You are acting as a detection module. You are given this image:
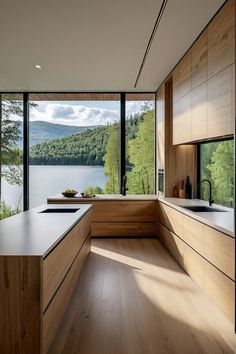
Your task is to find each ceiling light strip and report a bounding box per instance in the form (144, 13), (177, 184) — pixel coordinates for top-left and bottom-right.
(134, 0), (168, 88)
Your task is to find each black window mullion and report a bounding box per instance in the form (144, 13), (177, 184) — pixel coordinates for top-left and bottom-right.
(23, 93), (29, 210)
(120, 93), (126, 195)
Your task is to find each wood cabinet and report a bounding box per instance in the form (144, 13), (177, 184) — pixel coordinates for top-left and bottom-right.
(158, 201), (235, 322)
(48, 199), (157, 237)
(0, 210), (92, 354)
(191, 81), (208, 141)
(208, 0), (235, 79)
(179, 52), (191, 98)
(191, 30), (208, 89)
(207, 65), (233, 138)
(172, 0), (235, 144)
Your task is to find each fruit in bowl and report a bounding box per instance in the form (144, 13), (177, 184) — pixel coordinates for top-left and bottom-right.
(62, 189), (78, 198)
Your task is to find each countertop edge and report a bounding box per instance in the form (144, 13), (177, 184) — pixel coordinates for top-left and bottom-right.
(158, 198), (234, 238)
(42, 205), (92, 258)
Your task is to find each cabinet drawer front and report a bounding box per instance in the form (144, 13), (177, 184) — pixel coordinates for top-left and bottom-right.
(92, 222), (156, 237)
(90, 202), (107, 222)
(183, 215), (204, 255)
(106, 201), (156, 222)
(43, 237), (90, 353)
(183, 242), (205, 290)
(43, 210), (91, 310)
(204, 226), (235, 280)
(159, 203), (183, 238)
(159, 223), (184, 267)
(204, 260), (234, 322)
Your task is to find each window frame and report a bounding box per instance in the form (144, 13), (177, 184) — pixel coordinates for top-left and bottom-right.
(0, 91), (156, 209)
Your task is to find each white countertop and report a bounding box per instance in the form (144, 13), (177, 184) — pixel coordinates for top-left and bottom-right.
(0, 204), (92, 256)
(159, 197), (234, 237)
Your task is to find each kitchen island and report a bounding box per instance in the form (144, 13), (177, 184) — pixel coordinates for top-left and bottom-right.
(0, 203), (92, 354)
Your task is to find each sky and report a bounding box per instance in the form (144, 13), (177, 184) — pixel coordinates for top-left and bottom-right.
(29, 100), (154, 126)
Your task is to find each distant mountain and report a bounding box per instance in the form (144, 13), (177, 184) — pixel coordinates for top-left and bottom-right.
(19, 121), (99, 146)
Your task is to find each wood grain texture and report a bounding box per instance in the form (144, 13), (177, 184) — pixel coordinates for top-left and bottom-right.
(191, 29), (208, 89)
(0, 256), (42, 354)
(208, 0), (235, 78)
(48, 238), (236, 354)
(43, 210), (91, 310)
(91, 222), (157, 237)
(158, 200), (235, 323)
(207, 65), (233, 138)
(105, 201), (156, 222)
(191, 81), (208, 141)
(183, 215), (205, 255)
(172, 63), (180, 101)
(179, 52), (192, 98)
(204, 226), (235, 280)
(159, 202), (183, 237)
(43, 237), (90, 353)
(179, 92), (191, 143)
(183, 241), (205, 290)
(204, 260), (235, 323)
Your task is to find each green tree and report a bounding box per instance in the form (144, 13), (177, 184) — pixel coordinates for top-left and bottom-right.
(127, 110), (154, 194)
(207, 140), (234, 207)
(1, 95), (23, 187)
(103, 124), (120, 193)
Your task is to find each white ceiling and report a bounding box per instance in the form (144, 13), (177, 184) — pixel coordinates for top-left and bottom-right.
(0, 0), (225, 92)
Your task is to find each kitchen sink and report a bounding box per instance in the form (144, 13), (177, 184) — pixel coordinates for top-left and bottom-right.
(39, 208), (80, 213)
(182, 206), (227, 212)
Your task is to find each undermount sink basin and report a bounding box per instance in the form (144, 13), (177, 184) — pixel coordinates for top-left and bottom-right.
(182, 206), (227, 212)
(39, 208), (80, 213)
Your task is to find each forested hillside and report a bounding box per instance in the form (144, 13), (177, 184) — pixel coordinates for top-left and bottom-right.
(29, 112), (145, 166)
(29, 126), (109, 165)
(20, 121), (97, 146)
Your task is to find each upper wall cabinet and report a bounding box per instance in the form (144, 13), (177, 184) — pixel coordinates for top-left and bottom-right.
(208, 0), (235, 78)
(172, 0), (235, 145)
(179, 52), (191, 98)
(208, 65), (233, 138)
(191, 30), (208, 89)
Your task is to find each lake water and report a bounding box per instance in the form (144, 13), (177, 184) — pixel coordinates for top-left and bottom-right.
(1, 165), (108, 208)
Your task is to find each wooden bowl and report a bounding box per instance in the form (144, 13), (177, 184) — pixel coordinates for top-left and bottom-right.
(62, 191), (78, 198)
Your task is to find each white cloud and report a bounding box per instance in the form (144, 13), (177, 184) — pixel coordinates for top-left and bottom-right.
(30, 103), (119, 126)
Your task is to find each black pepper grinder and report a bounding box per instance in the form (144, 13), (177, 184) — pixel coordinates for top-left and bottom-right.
(185, 176), (192, 199)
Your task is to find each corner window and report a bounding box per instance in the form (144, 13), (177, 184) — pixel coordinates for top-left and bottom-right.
(199, 139), (234, 208)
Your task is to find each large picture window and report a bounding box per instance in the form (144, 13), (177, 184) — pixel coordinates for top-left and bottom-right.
(0, 92), (156, 215)
(199, 139), (234, 208)
(0, 94), (24, 219)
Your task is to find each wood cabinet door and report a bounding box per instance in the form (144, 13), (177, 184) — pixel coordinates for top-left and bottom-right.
(208, 0), (235, 78)
(179, 52), (191, 98)
(191, 81), (208, 141)
(172, 100), (181, 145)
(172, 64), (180, 102)
(207, 65), (233, 138)
(179, 92), (191, 143)
(191, 30), (208, 89)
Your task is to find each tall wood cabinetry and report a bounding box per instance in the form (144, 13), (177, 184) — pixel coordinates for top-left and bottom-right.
(172, 0), (235, 144)
(156, 81), (197, 196)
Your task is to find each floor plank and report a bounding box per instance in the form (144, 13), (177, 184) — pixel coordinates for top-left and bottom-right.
(48, 238), (236, 354)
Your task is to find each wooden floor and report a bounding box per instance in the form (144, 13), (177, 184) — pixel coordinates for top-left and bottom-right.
(48, 238), (236, 354)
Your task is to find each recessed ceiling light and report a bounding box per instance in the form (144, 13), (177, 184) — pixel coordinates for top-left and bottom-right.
(34, 64), (42, 69)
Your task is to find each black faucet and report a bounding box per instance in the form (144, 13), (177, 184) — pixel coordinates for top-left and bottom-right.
(200, 179), (214, 206)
